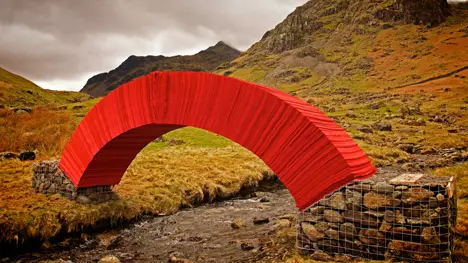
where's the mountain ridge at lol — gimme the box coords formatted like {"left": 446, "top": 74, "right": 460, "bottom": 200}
{"left": 81, "top": 41, "right": 240, "bottom": 97}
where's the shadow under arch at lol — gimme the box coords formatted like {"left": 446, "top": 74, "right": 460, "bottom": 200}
{"left": 59, "top": 71, "right": 375, "bottom": 210}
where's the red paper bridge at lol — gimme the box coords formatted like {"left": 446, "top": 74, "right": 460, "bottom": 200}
{"left": 59, "top": 71, "right": 376, "bottom": 210}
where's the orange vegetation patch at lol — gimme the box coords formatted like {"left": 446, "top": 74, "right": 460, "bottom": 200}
{"left": 0, "top": 107, "right": 77, "bottom": 157}
{"left": 368, "top": 11, "right": 468, "bottom": 91}
{"left": 393, "top": 74, "right": 468, "bottom": 95}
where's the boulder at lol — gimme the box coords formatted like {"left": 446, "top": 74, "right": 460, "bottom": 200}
{"left": 372, "top": 121, "right": 392, "bottom": 131}
{"left": 18, "top": 152, "right": 36, "bottom": 161}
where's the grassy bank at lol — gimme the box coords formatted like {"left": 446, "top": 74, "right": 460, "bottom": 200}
{"left": 0, "top": 126, "right": 270, "bottom": 251}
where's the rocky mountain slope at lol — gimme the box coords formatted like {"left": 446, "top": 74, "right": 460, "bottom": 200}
{"left": 81, "top": 41, "right": 240, "bottom": 97}
{"left": 219, "top": 0, "right": 468, "bottom": 169}
{"left": 0, "top": 66, "right": 90, "bottom": 107}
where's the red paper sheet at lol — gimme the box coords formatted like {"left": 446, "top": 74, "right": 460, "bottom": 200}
{"left": 59, "top": 71, "right": 376, "bottom": 210}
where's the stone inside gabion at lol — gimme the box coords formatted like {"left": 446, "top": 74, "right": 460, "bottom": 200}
{"left": 32, "top": 160, "right": 116, "bottom": 203}
{"left": 297, "top": 172, "right": 456, "bottom": 262}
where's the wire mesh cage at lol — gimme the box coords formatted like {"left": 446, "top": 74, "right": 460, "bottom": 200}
{"left": 297, "top": 172, "right": 456, "bottom": 263}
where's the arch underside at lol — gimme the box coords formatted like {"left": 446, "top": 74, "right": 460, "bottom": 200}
{"left": 59, "top": 71, "right": 376, "bottom": 210}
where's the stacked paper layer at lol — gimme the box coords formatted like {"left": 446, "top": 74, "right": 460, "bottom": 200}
{"left": 59, "top": 71, "right": 376, "bottom": 210}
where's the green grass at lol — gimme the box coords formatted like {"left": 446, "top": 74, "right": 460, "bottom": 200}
{"left": 0, "top": 67, "right": 90, "bottom": 107}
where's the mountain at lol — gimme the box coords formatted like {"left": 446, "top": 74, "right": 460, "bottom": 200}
{"left": 218, "top": 0, "right": 468, "bottom": 168}
{"left": 81, "top": 41, "right": 241, "bottom": 97}
{"left": 0, "top": 66, "right": 90, "bottom": 107}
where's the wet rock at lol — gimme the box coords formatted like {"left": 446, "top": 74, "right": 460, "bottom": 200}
{"left": 372, "top": 182, "right": 394, "bottom": 193}
{"left": 359, "top": 229, "right": 384, "bottom": 245}
{"left": 301, "top": 222, "right": 325, "bottom": 241}
{"left": 76, "top": 195, "right": 91, "bottom": 205}
{"left": 339, "top": 223, "right": 357, "bottom": 240}
{"left": 311, "top": 250, "right": 333, "bottom": 261}
{"left": 231, "top": 219, "right": 245, "bottom": 229}
{"left": 97, "top": 233, "right": 122, "bottom": 250}
{"left": 372, "top": 121, "right": 392, "bottom": 131}
{"left": 98, "top": 256, "right": 120, "bottom": 263}
{"left": 324, "top": 210, "right": 343, "bottom": 223}
{"left": 253, "top": 217, "right": 270, "bottom": 225}
{"left": 240, "top": 242, "right": 255, "bottom": 251}
{"left": 343, "top": 211, "right": 379, "bottom": 228}
{"left": 363, "top": 192, "right": 393, "bottom": 210}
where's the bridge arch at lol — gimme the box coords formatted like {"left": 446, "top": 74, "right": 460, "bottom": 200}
{"left": 59, "top": 71, "right": 375, "bottom": 210}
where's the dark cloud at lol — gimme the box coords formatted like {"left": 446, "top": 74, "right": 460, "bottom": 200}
{"left": 0, "top": 0, "right": 307, "bottom": 90}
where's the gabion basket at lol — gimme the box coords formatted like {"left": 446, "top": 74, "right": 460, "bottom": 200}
{"left": 297, "top": 172, "right": 456, "bottom": 263}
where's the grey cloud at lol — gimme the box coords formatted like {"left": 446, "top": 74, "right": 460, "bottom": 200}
{"left": 0, "top": 0, "right": 306, "bottom": 90}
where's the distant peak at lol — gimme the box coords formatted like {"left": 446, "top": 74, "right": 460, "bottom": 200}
{"left": 209, "top": 41, "right": 240, "bottom": 53}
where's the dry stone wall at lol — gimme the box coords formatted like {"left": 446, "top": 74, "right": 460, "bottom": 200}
{"left": 32, "top": 160, "right": 116, "bottom": 203}
{"left": 297, "top": 172, "right": 456, "bottom": 263}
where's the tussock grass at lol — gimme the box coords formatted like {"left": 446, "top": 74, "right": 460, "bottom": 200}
{"left": 0, "top": 107, "right": 77, "bottom": 156}
{"left": 0, "top": 132, "right": 268, "bottom": 245}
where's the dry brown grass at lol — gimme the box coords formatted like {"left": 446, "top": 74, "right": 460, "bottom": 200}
{"left": 0, "top": 107, "right": 76, "bottom": 157}
{"left": 0, "top": 140, "right": 268, "bottom": 245}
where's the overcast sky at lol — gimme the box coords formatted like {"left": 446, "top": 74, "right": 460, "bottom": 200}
{"left": 0, "top": 0, "right": 307, "bottom": 91}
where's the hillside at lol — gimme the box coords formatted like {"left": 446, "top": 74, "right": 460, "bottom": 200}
{"left": 81, "top": 41, "right": 241, "bottom": 97}
{"left": 0, "top": 66, "right": 90, "bottom": 107}
{"left": 219, "top": 0, "right": 468, "bottom": 169}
